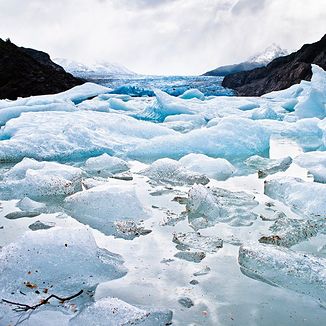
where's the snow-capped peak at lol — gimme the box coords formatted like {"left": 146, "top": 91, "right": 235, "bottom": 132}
{"left": 53, "top": 58, "right": 135, "bottom": 76}
{"left": 248, "top": 44, "right": 288, "bottom": 65}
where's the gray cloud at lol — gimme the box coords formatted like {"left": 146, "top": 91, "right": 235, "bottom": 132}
{"left": 0, "top": 0, "right": 325, "bottom": 75}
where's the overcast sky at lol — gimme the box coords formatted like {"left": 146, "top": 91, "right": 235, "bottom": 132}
{"left": 0, "top": 0, "right": 325, "bottom": 75}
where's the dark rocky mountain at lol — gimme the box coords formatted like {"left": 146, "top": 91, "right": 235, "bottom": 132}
{"left": 0, "top": 38, "right": 84, "bottom": 100}
{"left": 222, "top": 34, "right": 326, "bottom": 96}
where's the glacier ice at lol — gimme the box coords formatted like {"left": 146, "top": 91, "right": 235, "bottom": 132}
{"left": 239, "top": 243, "right": 326, "bottom": 302}
{"left": 69, "top": 297, "right": 172, "bottom": 326}
{"left": 294, "top": 151, "right": 326, "bottom": 183}
{"left": 0, "top": 227, "right": 127, "bottom": 305}
{"left": 0, "top": 158, "right": 83, "bottom": 199}
{"left": 84, "top": 153, "right": 129, "bottom": 177}
{"left": 173, "top": 232, "right": 223, "bottom": 253}
{"left": 141, "top": 158, "right": 209, "bottom": 186}
{"left": 179, "top": 153, "right": 235, "bottom": 180}
{"left": 16, "top": 196, "right": 46, "bottom": 212}
{"left": 65, "top": 184, "right": 149, "bottom": 236}
{"left": 245, "top": 155, "right": 292, "bottom": 177}
{"left": 186, "top": 184, "right": 259, "bottom": 228}
{"left": 179, "top": 88, "right": 205, "bottom": 100}
{"left": 162, "top": 114, "right": 206, "bottom": 133}
{"left": 264, "top": 177, "right": 326, "bottom": 217}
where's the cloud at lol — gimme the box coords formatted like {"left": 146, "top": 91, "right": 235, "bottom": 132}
{"left": 0, "top": 0, "right": 325, "bottom": 75}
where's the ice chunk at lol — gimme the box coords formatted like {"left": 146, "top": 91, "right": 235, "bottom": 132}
{"left": 178, "top": 297, "right": 194, "bottom": 308}
{"left": 141, "top": 158, "right": 209, "bottom": 186}
{"left": 239, "top": 243, "right": 326, "bottom": 302}
{"left": 69, "top": 297, "right": 172, "bottom": 326}
{"left": 5, "top": 211, "right": 40, "bottom": 219}
{"left": 162, "top": 114, "right": 206, "bottom": 133}
{"left": 179, "top": 153, "right": 235, "bottom": 180}
{"left": 84, "top": 153, "right": 129, "bottom": 177}
{"left": 0, "top": 227, "right": 127, "bottom": 304}
{"left": 173, "top": 232, "right": 223, "bottom": 253}
{"left": 82, "top": 177, "right": 107, "bottom": 190}
{"left": 186, "top": 184, "right": 258, "bottom": 228}
{"left": 0, "top": 158, "right": 82, "bottom": 199}
{"left": 294, "top": 65, "right": 326, "bottom": 119}
{"left": 65, "top": 184, "right": 149, "bottom": 236}
{"left": 179, "top": 89, "right": 205, "bottom": 100}
{"left": 114, "top": 220, "right": 152, "bottom": 240}
{"left": 264, "top": 177, "right": 326, "bottom": 217}
{"left": 174, "top": 251, "right": 206, "bottom": 263}
{"left": 16, "top": 197, "right": 46, "bottom": 212}
{"left": 259, "top": 218, "right": 326, "bottom": 247}
{"left": 0, "top": 111, "right": 175, "bottom": 162}
{"left": 294, "top": 151, "right": 326, "bottom": 183}
{"left": 130, "top": 117, "right": 270, "bottom": 161}
{"left": 245, "top": 155, "right": 292, "bottom": 178}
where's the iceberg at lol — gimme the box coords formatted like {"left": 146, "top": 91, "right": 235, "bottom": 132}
{"left": 186, "top": 184, "right": 259, "bottom": 228}
{"left": 264, "top": 177, "right": 326, "bottom": 217}
{"left": 239, "top": 243, "right": 326, "bottom": 302}
{"left": 65, "top": 184, "right": 149, "bottom": 236}
{"left": 69, "top": 297, "right": 172, "bottom": 326}
{"left": 0, "top": 158, "right": 83, "bottom": 199}
{"left": 141, "top": 158, "right": 209, "bottom": 186}
{"left": 179, "top": 153, "right": 235, "bottom": 180}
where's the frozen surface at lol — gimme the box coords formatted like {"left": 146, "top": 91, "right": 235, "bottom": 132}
{"left": 69, "top": 297, "right": 172, "bottom": 326}
{"left": 239, "top": 243, "right": 326, "bottom": 302}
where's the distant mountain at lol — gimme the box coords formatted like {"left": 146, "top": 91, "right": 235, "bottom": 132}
{"left": 222, "top": 34, "right": 326, "bottom": 96}
{"left": 0, "top": 38, "right": 83, "bottom": 100}
{"left": 203, "top": 44, "right": 288, "bottom": 77}
{"left": 53, "top": 58, "right": 135, "bottom": 77}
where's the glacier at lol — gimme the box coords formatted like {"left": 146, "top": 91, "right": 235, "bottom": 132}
{"left": 1, "top": 64, "right": 326, "bottom": 325}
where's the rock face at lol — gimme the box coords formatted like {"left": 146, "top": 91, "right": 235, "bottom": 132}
{"left": 222, "top": 34, "right": 326, "bottom": 96}
{"left": 0, "top": 38, "right": 83, "bottom": 100}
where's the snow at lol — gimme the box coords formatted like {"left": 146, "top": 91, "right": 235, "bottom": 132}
{"left": 65, "top": 184, "right": 149, "bottom": 236}
{"left": 0, "top": 158, "right": 83, "bottom": 199}
{"left": 239, "top": 243, "right": 326, "bottom": 302}
{"left": 264, "top": 177, "right": 326, "bottom": 217}
{"left": 179, "top": 153, "right": 235, "bottom": 180}
{"left": 294, "top": 151, "right": 326, "bottom": 183}
{"left": 69, "top": 297, "right": 172, "bottom": 326}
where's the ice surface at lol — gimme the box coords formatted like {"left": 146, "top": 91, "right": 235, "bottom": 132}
{"left": 69, "top": 297, "right": 172, "bottom": 326}
{"left": 239, "top": 243, "right": 326, "bottom": 302}
{"left": 264, "top": 177, "right": 326, "bottom": 217}
{"left": 179, "top": 88, "right": 205, "bottom": 100}
{"left": 0, "top": 158, "right": 83, "bottom": 199}
{"left": 162, "top": 114, "right": 206, "bottom": 133}
{"left": 245, "top": 155, "right": 292, "bottom": 177}
{"left": 141, "top": 158, "right": 209, "bottom": 186}
{"left": 0, "top": 111, "right": 175, "bottom": 162}
{"left": 16, "top": 196, "right": 46, "bottom": 211}
{"left": 173, "top": 232, "right": 223, "bottom": 253}
{"left": 130, "top": 117, "right": 270, "bottom": 161}
{"left": 294, "top": 151, "right": 326, "bottom": 183}
{"left": 84, "top": 153, "right": 129, "bottom": 177}
{"left": 65, "top": 184, "right": 149, "bottom": 236}
{"left": 259, "top": 218, "right": 326, "bottom": 247}
{"left": 0, "top": 227, "right": 126, "bottom": 305}
{"left": 179, "top": 153, "right": 235, "bottom": 180}
{"left": 186, "top": 184, "right": 259, "bottom": 228}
